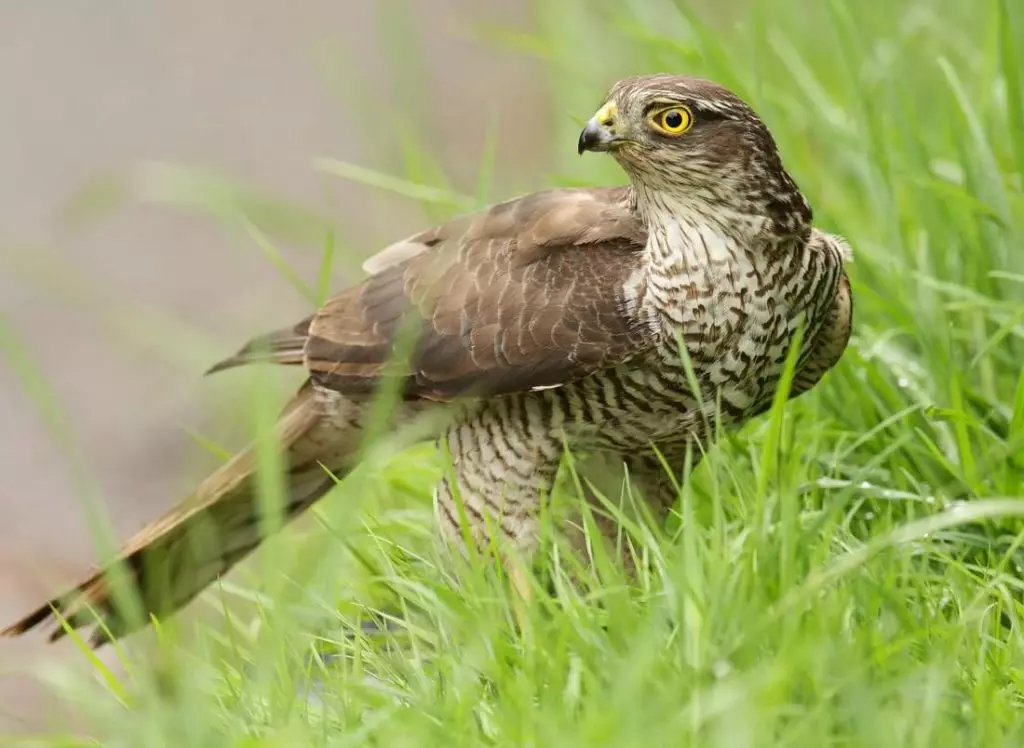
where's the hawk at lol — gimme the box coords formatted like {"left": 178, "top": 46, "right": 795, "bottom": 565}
{"left": 3, "top": 74, "right": 853, "bottom": 646}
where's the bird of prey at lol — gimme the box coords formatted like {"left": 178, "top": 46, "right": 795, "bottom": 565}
{"left": 3, "top": 74, "right": 853, "bottom": 647}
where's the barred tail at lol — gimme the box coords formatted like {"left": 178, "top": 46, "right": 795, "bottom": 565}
{"left": 2, "top": 383, "right": 361, "bottom": 647}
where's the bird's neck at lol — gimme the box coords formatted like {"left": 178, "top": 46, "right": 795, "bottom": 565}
{"left": 628, "top": 164, "right": 813, "bottom": 249}
{"left": 631, "top": 185, "right": 766, "bottom": 274}
{"left": 632, "top": 178, "right": 812, "bottom": 256}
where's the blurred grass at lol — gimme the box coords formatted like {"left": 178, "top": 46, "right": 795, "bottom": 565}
{"left": 4, "top": 0, "right": 1024, "bottom": 744}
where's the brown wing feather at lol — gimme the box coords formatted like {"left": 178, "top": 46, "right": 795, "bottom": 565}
{"left": 205, "top": 315, "right": 314, "bottom": 374}
{"left": 303, "top": 186, "right": 654, "bottom": 400}
{"left": 792, "top": 268, "right": 853, "bottom": 397}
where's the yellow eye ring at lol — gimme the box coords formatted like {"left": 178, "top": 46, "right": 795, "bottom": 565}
{"left": 650, "top": 106, "right": 693, "bottom": 135}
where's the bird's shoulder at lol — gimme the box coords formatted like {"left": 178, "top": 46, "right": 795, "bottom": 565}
{"left": 359, "top": 184, "right": 646, "bottom": 276}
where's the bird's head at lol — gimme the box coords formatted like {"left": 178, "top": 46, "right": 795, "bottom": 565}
{"left": 578, "top": 74, "right": 811, "bottom": 237}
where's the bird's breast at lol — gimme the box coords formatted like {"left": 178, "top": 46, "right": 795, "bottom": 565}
{"left": 540, "top": 220, "right": 845, "bottom": 453}
{"left": 581, "top": 236, "right": 835, "bottom": 447}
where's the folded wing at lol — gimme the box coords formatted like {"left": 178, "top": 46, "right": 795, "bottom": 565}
{"left": 207, "top": 186, "right": 655, "bottom": 399}
{"left": 303, "top": 186, "right": 654, "bottom": 400}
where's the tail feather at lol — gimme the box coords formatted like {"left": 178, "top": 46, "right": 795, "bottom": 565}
{"left": 2, "top": 383, "right": 359, "bottom": 647}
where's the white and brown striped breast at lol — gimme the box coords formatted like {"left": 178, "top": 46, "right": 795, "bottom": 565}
{"left": 533, "top": 212, "right": 850, "bottom": 454}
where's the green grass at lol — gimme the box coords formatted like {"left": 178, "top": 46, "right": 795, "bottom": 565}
{"left": 5, "top": 0, "right": 1024, "bottom": 744}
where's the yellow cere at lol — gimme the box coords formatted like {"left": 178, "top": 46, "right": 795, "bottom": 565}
{"left": 594, "top": 101, "right": 618, "bottom": 127}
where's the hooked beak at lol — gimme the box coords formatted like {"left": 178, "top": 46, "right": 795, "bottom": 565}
{"left": 577, "top": 101, "right": 623, "bottom": 155}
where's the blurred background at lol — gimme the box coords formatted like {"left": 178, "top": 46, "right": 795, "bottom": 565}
{"left": 2, "top": 0, "right": 1019, "bottom": 738}
{"left": 0, "top": 0, "right": 559, "bottom": 733}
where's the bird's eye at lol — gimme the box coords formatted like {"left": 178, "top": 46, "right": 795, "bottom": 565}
{"left": 650, "top": 106, "right": 693, "bottom": 135}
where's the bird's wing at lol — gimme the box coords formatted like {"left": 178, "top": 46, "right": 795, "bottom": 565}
{"left": 205, "top": 316, "right": 314, "bottom": 374}
{"left": 786, "top": 231, "right": 853, "bottom": 399}
{"left": 209, "top": 186, "right": 656, "bottom": 398}
{"left": 303, "top": 186, "right": 654, "bottom": 400}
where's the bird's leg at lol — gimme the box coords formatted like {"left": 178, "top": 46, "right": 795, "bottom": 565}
{"left": 433, "top": 398, "right": 564, "bottom": 628}
{"left": 621, "top": 448, "right": 692, "bottom": 520}
{"left": 564, "top": 446, "right": 694, "bottom": 578}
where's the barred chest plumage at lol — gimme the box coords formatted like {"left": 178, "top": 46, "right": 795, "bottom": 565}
{"left": 546, "top": 209, "right": 839, "bottom": 454}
